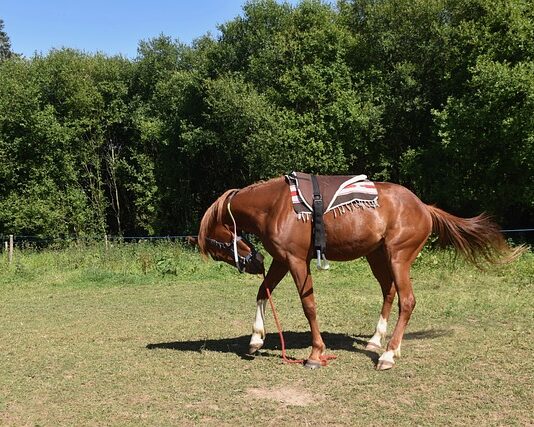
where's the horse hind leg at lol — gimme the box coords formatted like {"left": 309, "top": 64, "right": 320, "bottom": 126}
{"left": 376, "top": 243, "right": 424, "bottom": 370}
{"left": 365, "top": 246, "right": 396, "bottom": 352}
{"left": 248, "top": 260, "right": 288, "bottom": 355}
{"left": 376, "top": 263, "right": 414, "bottom": 370}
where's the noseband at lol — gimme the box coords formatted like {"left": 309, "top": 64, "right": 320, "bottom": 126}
{"left": 206, "top": 235, "right": 261, "bottom": 273}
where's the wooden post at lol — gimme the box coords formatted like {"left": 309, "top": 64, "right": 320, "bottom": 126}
{"left": 9, "top": 234, "right": 13, "bottom": 264}
{"left": 104, "top": 234, "right": 109, "bottom": 250}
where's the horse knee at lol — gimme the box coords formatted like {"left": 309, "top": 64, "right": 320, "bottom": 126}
{"left": 399, "top": 294, "right": 416, "bottom": 314}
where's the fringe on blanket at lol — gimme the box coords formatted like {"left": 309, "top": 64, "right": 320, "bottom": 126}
{"left": 297, "top": 199, "right": 379, "bottom": 222}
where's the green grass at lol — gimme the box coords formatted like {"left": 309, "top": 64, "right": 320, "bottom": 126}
{"left": 1, "top": 243, "right": 533, "bottom": 425}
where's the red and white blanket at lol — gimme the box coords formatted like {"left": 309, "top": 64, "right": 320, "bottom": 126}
{"left": 286, "top": 172, "right": 379, "bottom": 220}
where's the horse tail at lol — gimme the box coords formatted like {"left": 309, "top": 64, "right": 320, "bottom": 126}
{"left": 198, "top": 189, "right": 238, "bottom": 259}
{"left": 425, "top": 205, "right": 526, "bottom": 268}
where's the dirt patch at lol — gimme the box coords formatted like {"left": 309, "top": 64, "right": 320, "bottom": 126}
{"left": 246, "top": 386, "right": 319, "bottom": 407}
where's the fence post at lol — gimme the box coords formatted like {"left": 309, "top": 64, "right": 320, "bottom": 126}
{"left": 9, "top": 234, "right": 13, "bottom": 264}
{"left": 104, "top": 234, "right": 109, "bottom": 250}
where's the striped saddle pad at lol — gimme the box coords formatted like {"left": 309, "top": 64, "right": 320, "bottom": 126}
{"left": 286, "top": 172, "right": 379, "bottom": 220}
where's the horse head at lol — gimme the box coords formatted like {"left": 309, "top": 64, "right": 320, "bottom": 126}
{"left": 197, "top": 189, "right": 265, "bottom": 275}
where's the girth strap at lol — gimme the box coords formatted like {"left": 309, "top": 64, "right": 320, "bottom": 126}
{"left": 311, "top": 175, "right": 329, "bottom": 270}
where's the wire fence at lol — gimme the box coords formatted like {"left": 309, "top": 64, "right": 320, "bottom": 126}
{"left": 1, "top": 234, "right": 193, "bottom": 244}
{"left": 500, "top": 228, "right": 534, "bottom": 244}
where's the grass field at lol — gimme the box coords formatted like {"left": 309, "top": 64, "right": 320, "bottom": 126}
{"left": 1, "top": 243, "right": 533, "bottom": 426}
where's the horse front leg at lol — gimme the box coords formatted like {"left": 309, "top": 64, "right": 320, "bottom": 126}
{"left": 289, "top": 259, "right": 326, "bottom": 369}
{"left": 248, "top": 259, "right": 288, "bottom": 355}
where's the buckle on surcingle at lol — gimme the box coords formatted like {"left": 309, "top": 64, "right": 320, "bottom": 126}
{"left": 316, "top": 250, "right": 330, "bottom": 270}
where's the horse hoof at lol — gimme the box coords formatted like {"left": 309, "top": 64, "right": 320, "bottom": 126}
{"left": 365, "top": 341, "right": 382, "bottom": 352}
{"left": 376, "top": 360, "right": 394, "bottom": 371}
{"left": 248, "top": 344, "right": 263, "bottom": 355}
{"left": 304, "top": 359, "right": 322, "bottom": 370}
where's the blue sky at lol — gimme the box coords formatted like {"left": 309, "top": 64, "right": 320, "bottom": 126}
{"left": 1, "top": 0, "right": 298, "bottom": 58}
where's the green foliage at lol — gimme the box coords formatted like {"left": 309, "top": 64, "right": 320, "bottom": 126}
{"left": 432, "top": 59, "right": 534, "bottom": 220}
{"left": 0, "top": 0, "right": 532, "bottom": 237}
{"left": 0, "top": 19, "right": 12, "bottom": 61}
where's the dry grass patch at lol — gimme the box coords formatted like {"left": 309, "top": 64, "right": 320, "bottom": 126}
{"left": 247, "top": 386, "right": 319, "bottom": 407}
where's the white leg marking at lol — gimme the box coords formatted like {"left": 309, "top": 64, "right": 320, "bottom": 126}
{"left": 367, "top": 315, "right": 387, "bottom": 349}
{"left": 378, "top": 350, "right": 395, "bottom": 365}
{"left": 394, "top": 342, "right": 401, "bottom": 358}
{"left": 377, "top": 345, "right": 401, "bottom": 370}
{"left": 249, "top": 299, "right": 267, "bottom": 350}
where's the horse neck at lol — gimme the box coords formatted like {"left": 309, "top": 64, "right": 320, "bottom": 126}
{"left": 230, "top": 178, "right": 285, "bottom": 235}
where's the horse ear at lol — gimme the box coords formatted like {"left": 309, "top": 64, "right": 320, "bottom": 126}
{"left": 186, "top": 236, "right": 198, "bottom": 246}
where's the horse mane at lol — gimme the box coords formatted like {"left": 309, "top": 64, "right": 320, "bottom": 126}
{"left": 243, "top": 180, "right": 266, "bottom": 190}
{"left": 198, "top": 189, "right": 239, "bottom": 259}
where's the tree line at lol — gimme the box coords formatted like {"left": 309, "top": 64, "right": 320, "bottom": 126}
{"left": 0, "top": 0, "right": 532, "bottom": 238}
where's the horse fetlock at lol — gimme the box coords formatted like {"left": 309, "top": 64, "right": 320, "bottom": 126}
{"left": 366, "top": 336, "right": 383, "bottom": 351}
{"left": 250, "top": 330, "right": 264, "bottom": 343}
{"left": 367, "top": 316, "right": 387, "bottom": 351}
{"left": 313, "top": 341, "right": 326, "bottom": 356}
{"left": 306, "top": 341, "right": 325, "bottom": 361}
{"left": 252, "top": 326, "right": 265, "bottom": 340}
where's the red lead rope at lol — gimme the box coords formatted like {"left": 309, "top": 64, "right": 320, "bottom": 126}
{"left": 265, "top": 287, "right": 336, "bottom": 366}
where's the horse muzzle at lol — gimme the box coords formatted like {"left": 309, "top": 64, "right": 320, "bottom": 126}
{"left": 242, "top": 251, "right": 265, "bottom": 275}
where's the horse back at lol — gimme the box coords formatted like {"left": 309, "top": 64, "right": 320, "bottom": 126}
{"left": 322, "top": 182, "right": 432, "bottom": 261}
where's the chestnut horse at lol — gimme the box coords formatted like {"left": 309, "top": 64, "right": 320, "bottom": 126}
{"left": 197, "top": 176, "right": 523, "bottom": 370}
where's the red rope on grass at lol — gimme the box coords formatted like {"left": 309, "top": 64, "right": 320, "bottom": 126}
{"left": 265, "top": 287, "right": 336, "bottom": 367}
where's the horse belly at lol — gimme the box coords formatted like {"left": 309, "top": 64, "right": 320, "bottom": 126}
{"left": 324, "top": 210, "right": 384, "bottom": 261}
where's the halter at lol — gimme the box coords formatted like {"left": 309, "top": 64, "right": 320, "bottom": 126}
{"left": 205, "top": 235, "right": 260, "bottom": 273}
{"left": 205, "top": 190, "right": 262, "bottom": 273}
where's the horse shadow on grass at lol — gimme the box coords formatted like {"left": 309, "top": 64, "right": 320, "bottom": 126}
{"left": 146, "top": 328, "right": 452, "bottom": 365}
